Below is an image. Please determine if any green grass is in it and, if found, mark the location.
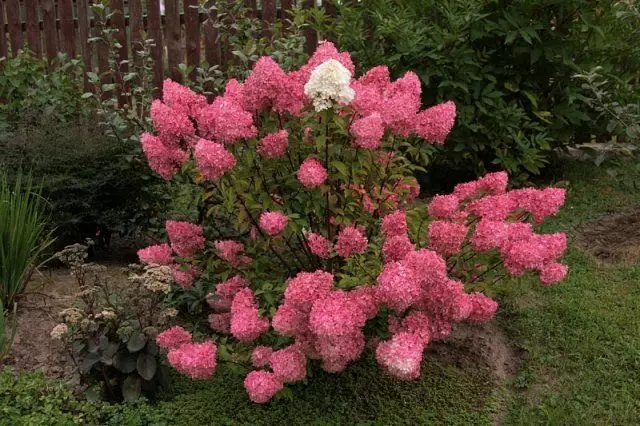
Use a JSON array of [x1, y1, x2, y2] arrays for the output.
[[154, 355, 496, 425], [498, 159, 640, 424]]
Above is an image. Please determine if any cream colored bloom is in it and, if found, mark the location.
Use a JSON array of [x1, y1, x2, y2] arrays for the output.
[[304, 59, 355, 112], [50, 323, 69, 340]]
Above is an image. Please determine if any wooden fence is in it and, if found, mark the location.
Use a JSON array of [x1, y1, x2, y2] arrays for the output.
[[1, 0, 336, 94]]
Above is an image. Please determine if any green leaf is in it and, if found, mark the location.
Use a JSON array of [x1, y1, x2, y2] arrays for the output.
[[79, 353, 100, 374], [136, 353, 157, 381], [126, 332, 147, 352], [113, 351, 137, 373], [122, 375, 141, 403]]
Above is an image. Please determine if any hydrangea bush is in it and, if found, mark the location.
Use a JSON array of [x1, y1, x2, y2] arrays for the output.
[[139, 42, 568, 403]]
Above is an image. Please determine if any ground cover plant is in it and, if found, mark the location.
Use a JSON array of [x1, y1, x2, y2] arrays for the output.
[[136, 41, 569, 404]]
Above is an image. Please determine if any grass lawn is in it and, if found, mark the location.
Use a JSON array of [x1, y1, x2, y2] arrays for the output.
[[147, 158, 640, 425]]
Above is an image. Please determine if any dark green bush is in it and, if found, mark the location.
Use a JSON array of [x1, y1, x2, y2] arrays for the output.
[[332, 0, 630, 181]]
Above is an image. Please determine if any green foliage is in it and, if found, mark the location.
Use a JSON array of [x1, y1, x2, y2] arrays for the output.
[[54, 243, 174, 402], [0, 301, 18, 362], [0, 50, 87, 124], [0, 171, 55, 308], [0, 368, 165, 425], [332, 0, 630, 181]]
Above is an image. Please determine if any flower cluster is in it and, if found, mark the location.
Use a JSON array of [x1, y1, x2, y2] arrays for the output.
[[143, 42, 568, 405]]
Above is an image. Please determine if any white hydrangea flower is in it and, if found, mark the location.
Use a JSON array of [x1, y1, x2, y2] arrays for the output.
[[304, 59, 355, 112]]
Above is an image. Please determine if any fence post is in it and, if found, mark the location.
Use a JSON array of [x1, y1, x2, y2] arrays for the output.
[[0, 0, 8, 59], [77, 0, 92, 91], [184, 0, 200, 81], [281, 0, 293, 30], [41, 0, 58, 64], [6, 0, 23, 55], [203, 1, 221, 70], [262, 0, 276, 40], [110, 0, 128, 105], [146, 0, 164, 96], [165, 0, 182, 82], [129, 0, 143, 67], [303, 0, 317, 55], [24, 0, 41, 56], [58, 0, 76, 57]]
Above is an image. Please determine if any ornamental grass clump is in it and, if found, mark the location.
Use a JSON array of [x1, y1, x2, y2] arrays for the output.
[[139, 42, 568, 403]]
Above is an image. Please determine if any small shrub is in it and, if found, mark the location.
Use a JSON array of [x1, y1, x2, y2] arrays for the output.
[[0, 171, 55, 308], [53, 243, 175, 402], [137, 42, 569, 404]]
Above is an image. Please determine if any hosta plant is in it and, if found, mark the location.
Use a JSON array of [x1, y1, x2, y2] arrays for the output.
[[139, 42, 568, 403], [51, 243, 175, 402]]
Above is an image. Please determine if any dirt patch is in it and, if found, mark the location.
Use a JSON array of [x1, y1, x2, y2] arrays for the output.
[[577, 206, 640, 264], [3, 265, 129, 387], [428, 322, 523, 382]]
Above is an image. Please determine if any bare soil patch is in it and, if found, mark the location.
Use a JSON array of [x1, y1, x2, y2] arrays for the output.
[[577, 206, 640, 264], [3, 265, 129, 387]]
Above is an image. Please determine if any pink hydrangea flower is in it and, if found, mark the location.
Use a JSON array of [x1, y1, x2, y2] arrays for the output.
[[403, 249, 448, 286], [315, 330, 365, 367], [208, 312, 231, 334], [428, 220, 468, 255], [413, 101, 456, 144], [196, 96, 257, 144], [348, 286, 379, 320], [137, 243, 172, 265], [350, 113, 385, 149], [171, 264, 201, 288], [284, 270, 334, 312], [452, 180, 479, 201], [428, 194, 460, 219], [466, 193, 517, 221], [297, 158, 328, 188], [306, 232, 331, 259], [381, 210, 408, 237], [150, 100, 195, 147], [251, 345, 274, 368], [502, 233, 567, 275], [162, 79, 207, 118], [471, 220, 534, 252], [382, 234, 414, 263], [242, 56, 289, 113], [511, 187, 566, 223], [477, 171, 509, 195], [215, 275, 249, 300], [539, 262, 568, 285], [257, 130, 289, 159], [335, 226, 368, 258], [376, 261, 421, 312], [230, 288, 270, 342], [269, 345, 307, 383], [309, 290, 367, 337], [381, 72, 422, 136], [258, 211, 289, 236], [375, 332, 425, 380], [215, 240, 251, 266], [466, 293, 499, 324], [272, 303, 309, 337], [167, 341, 217, 379], [140, 132, 188, 180], [351, 66, 391, 118], [244, 370, 284, 404], [293, 41, 355, 87], [156, 326, 192, 350], [165, 220, 205, 258], [194, 138, 236, 181], [401, 311, 432, 345], [417, 279, 471, 322]]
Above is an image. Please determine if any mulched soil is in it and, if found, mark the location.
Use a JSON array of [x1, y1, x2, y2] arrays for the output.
[[577, 206, 640, 264]]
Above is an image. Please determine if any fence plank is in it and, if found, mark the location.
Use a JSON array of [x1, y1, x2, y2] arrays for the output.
[[0, 0, 7, 59], [184, 0, 200, 80], [244, 0, 256, 18], [24, 0, 41, 56], [6, 0, 23, 55], [146, 0, 164, 96], [58, 0, 76, 57], [262, 0, 276, 40], [93, 0, 111, 98], [303, 0, 317, 55], [281, 0, 293, 29], [41, 0, 58, 63], [110, 0, 128, 105], [129, 0, 143, 66], [76, 0, 91, 90], [324, 0, 338, 18], [203, 4, 221, 68], [165, 0, 181, 81]]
